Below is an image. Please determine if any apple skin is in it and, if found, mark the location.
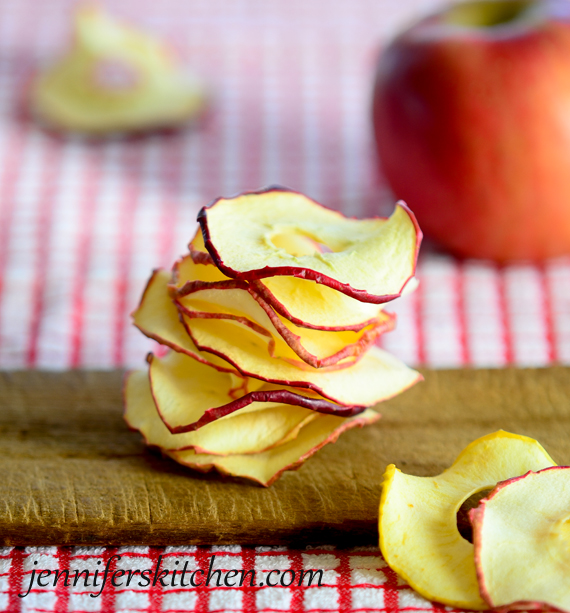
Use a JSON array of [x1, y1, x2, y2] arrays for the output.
[[372, 0, 570, 262], [146, 353, 366, 434], [174, 281, 392, 369], [198, 187, 422, 304]]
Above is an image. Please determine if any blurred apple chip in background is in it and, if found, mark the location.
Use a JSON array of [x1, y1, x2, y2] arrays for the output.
[[30, 4, 207, 134]]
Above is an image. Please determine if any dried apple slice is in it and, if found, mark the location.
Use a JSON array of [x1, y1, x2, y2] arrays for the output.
[[150, 351, 363, 434], [188, 227, 215, 266], [183, 237, 398, 332], [198, 188, 421, 303], [131, 268, 236, 373], [251, 277, 387, 331], [31, 6, 207, 133], [167, 408, 379, 487], [176, 282, 391, 368], [172, 252, 229, 288], [133, 272, 353, 428], [173, 254, 388, 367], [181, 307, 361, 371], [125, 370, 318, 454], [179, 314, 421, 406], [379, 431, 556, 609], [253, 298, 392, 367], [471, 466, 570, 612], [251, 275, 417, 332]]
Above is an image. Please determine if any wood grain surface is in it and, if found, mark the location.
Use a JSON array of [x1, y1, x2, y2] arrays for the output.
[[1, 367, 569, 546]]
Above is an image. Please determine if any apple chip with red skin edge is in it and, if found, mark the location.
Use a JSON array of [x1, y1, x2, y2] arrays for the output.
[[125, 370, 319, 455], [132, 268, 237, 374], [471, 466, 570, 613], [174, 273, 393, 368], [135, 262, 418, 410], [129, 188, 422, 486], [149, 351, 365, 434], [31, 6, 208, 135], [379, 431, 556, 610], [179, 313, 421, 407], [186, 227, 404, 332], [197, 188, 421, 304], [249, 275, 418, 332], [188, 227, 214, 266], [168, 408, 379, 487], [133, 271, 359, 431], [172, 251, 229, 288], [179, 305, 363, 371], [250, 277, 388, 332]]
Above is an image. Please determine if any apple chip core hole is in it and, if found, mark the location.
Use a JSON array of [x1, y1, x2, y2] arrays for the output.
[[269, 230, 333, 257], [443, 0, 534, 28], [456, 487, 493, 543], [92, 58, 140, 91]]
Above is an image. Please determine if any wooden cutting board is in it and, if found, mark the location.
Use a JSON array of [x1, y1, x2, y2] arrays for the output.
[[1, 367, 569, 547]]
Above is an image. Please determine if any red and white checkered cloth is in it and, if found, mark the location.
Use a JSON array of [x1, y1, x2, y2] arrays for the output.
[[2, 546, 461, 613], [1, 0, 569, 611]]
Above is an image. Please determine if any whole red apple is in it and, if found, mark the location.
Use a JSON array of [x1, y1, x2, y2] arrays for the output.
[[372, 0, 570, 261]]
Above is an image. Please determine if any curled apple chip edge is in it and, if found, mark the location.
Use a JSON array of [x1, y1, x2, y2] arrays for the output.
[[188, 226, 215, 265], [167, 408, 380, 487], [378, 431, 556, 610], [171, 252, 230, 289], [172, 254, 394, 368], [31, 5, 207, 134], [124, 369, 319, 455], [134, 266, 420, 410], [187, 226, 394, 332], [149, 350, 368, 435], [133, 269, 362, 433], [471, 466, 570, 613], [179, 313, 422, 408], [178, 297, 319, 372], [131, 268, 238, 374], [197, 187, 422, 304], [248, 277, 396, 346], [249, 276, 390, 332], [176, 284, 391, 369], [248, 288, 393, 366]]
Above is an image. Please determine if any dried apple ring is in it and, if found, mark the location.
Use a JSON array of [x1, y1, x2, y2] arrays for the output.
[[168, 409, 379, 487], [148, 351, 357, 433], [379, 431, 556, 609], [132, 269, 235, 373], [250, 276, 389, 332], [31, 6, 207, 133], [125, 370, 319, 455], [198, 188, 421, 304], [172, 255, 394, 368], [179, 314, 420, 407], [471, 466, 570, 612], [187, 228, 391, 332]]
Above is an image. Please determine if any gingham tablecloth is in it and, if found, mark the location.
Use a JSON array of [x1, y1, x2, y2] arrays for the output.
[[1, 0, 569, 611]]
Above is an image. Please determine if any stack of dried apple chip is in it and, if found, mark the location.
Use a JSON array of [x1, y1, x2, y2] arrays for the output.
[[124, 188, 422, 486]]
